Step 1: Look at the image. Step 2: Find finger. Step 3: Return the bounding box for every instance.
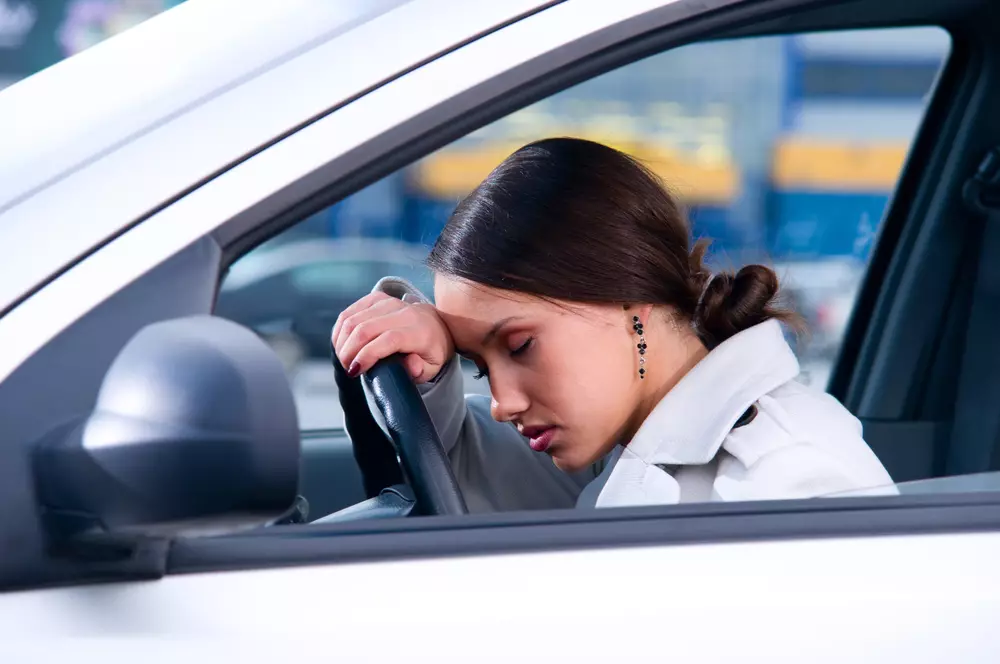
[339,306,422,371]
[350,325,429,377]
[331,292,394,353]
[332,291,395,353]
[333,296,406,363]
[335,298,409,367]
[403,353,425,381]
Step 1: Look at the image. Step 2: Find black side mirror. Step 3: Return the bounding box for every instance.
[32,315,300,540]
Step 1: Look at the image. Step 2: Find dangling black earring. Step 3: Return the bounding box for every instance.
[633,316,647,379]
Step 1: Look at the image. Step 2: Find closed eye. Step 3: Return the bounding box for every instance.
[471,338,532,380]
[511,337,533,356]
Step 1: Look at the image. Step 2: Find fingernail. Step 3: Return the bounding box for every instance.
[347,361,361,378]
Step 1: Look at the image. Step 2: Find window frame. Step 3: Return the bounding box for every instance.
[166,490,1000,577]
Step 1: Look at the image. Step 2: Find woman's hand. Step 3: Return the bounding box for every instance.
[332,292,455,383]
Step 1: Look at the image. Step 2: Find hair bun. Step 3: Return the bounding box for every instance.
[694,264,785,349]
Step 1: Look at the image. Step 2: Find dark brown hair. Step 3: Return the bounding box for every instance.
[427,137,797,349]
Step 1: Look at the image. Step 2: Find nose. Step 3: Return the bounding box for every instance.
[488,370,530,423]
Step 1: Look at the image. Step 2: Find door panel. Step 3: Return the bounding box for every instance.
[2,531,998,659]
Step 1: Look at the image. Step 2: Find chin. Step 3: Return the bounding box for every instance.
[550,438,613,474]
[549,452,588,474]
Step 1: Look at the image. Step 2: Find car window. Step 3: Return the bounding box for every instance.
[216,26,950,432]
[385,258,435,301]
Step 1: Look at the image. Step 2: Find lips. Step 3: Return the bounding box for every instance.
[521,425,557,453]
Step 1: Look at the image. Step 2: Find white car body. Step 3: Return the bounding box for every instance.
[1,0,998,660]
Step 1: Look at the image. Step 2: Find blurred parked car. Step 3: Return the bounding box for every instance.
[215,238,434,365]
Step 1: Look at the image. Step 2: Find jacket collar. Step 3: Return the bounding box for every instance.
[625,319,800,466]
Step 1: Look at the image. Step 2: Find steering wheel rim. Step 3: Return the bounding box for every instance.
[362,356,468,516]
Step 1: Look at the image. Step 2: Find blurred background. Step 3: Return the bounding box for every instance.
[2,1,950,429]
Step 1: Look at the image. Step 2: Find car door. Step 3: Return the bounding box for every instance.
[3,0,1000,659]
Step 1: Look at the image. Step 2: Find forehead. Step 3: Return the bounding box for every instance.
[433,275,538,319]
[432,275,621,345]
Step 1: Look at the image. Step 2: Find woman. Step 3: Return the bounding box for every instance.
[332,137,893,512]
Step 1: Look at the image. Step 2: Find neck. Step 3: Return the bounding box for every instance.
[621,330,708,445]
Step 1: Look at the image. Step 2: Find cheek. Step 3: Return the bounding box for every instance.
[570,350,634,423]
[533,325,633,417]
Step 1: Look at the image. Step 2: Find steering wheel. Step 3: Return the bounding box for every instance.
[346,356,467,516]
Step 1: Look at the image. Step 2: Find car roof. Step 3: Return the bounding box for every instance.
[0,0,552,318]
[0,0,408,213]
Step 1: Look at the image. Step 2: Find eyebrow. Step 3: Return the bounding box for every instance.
[454,316,526,357]
[483,315,525,346]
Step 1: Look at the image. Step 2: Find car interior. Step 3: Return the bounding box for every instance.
[5,0,1000,590]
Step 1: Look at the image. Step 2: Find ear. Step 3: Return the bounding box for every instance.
[622,304,655,332]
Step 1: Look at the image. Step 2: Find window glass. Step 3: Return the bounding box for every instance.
[216,26,951,431]
[289,261,373,296]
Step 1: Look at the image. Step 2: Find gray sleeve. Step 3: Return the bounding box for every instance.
[447,395,597,513]
[413,324,594,512]
[415,354,468,456]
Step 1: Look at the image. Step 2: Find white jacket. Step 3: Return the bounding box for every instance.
[378,278,895,512]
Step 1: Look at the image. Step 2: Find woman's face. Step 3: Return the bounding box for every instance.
[434,276,653,472]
